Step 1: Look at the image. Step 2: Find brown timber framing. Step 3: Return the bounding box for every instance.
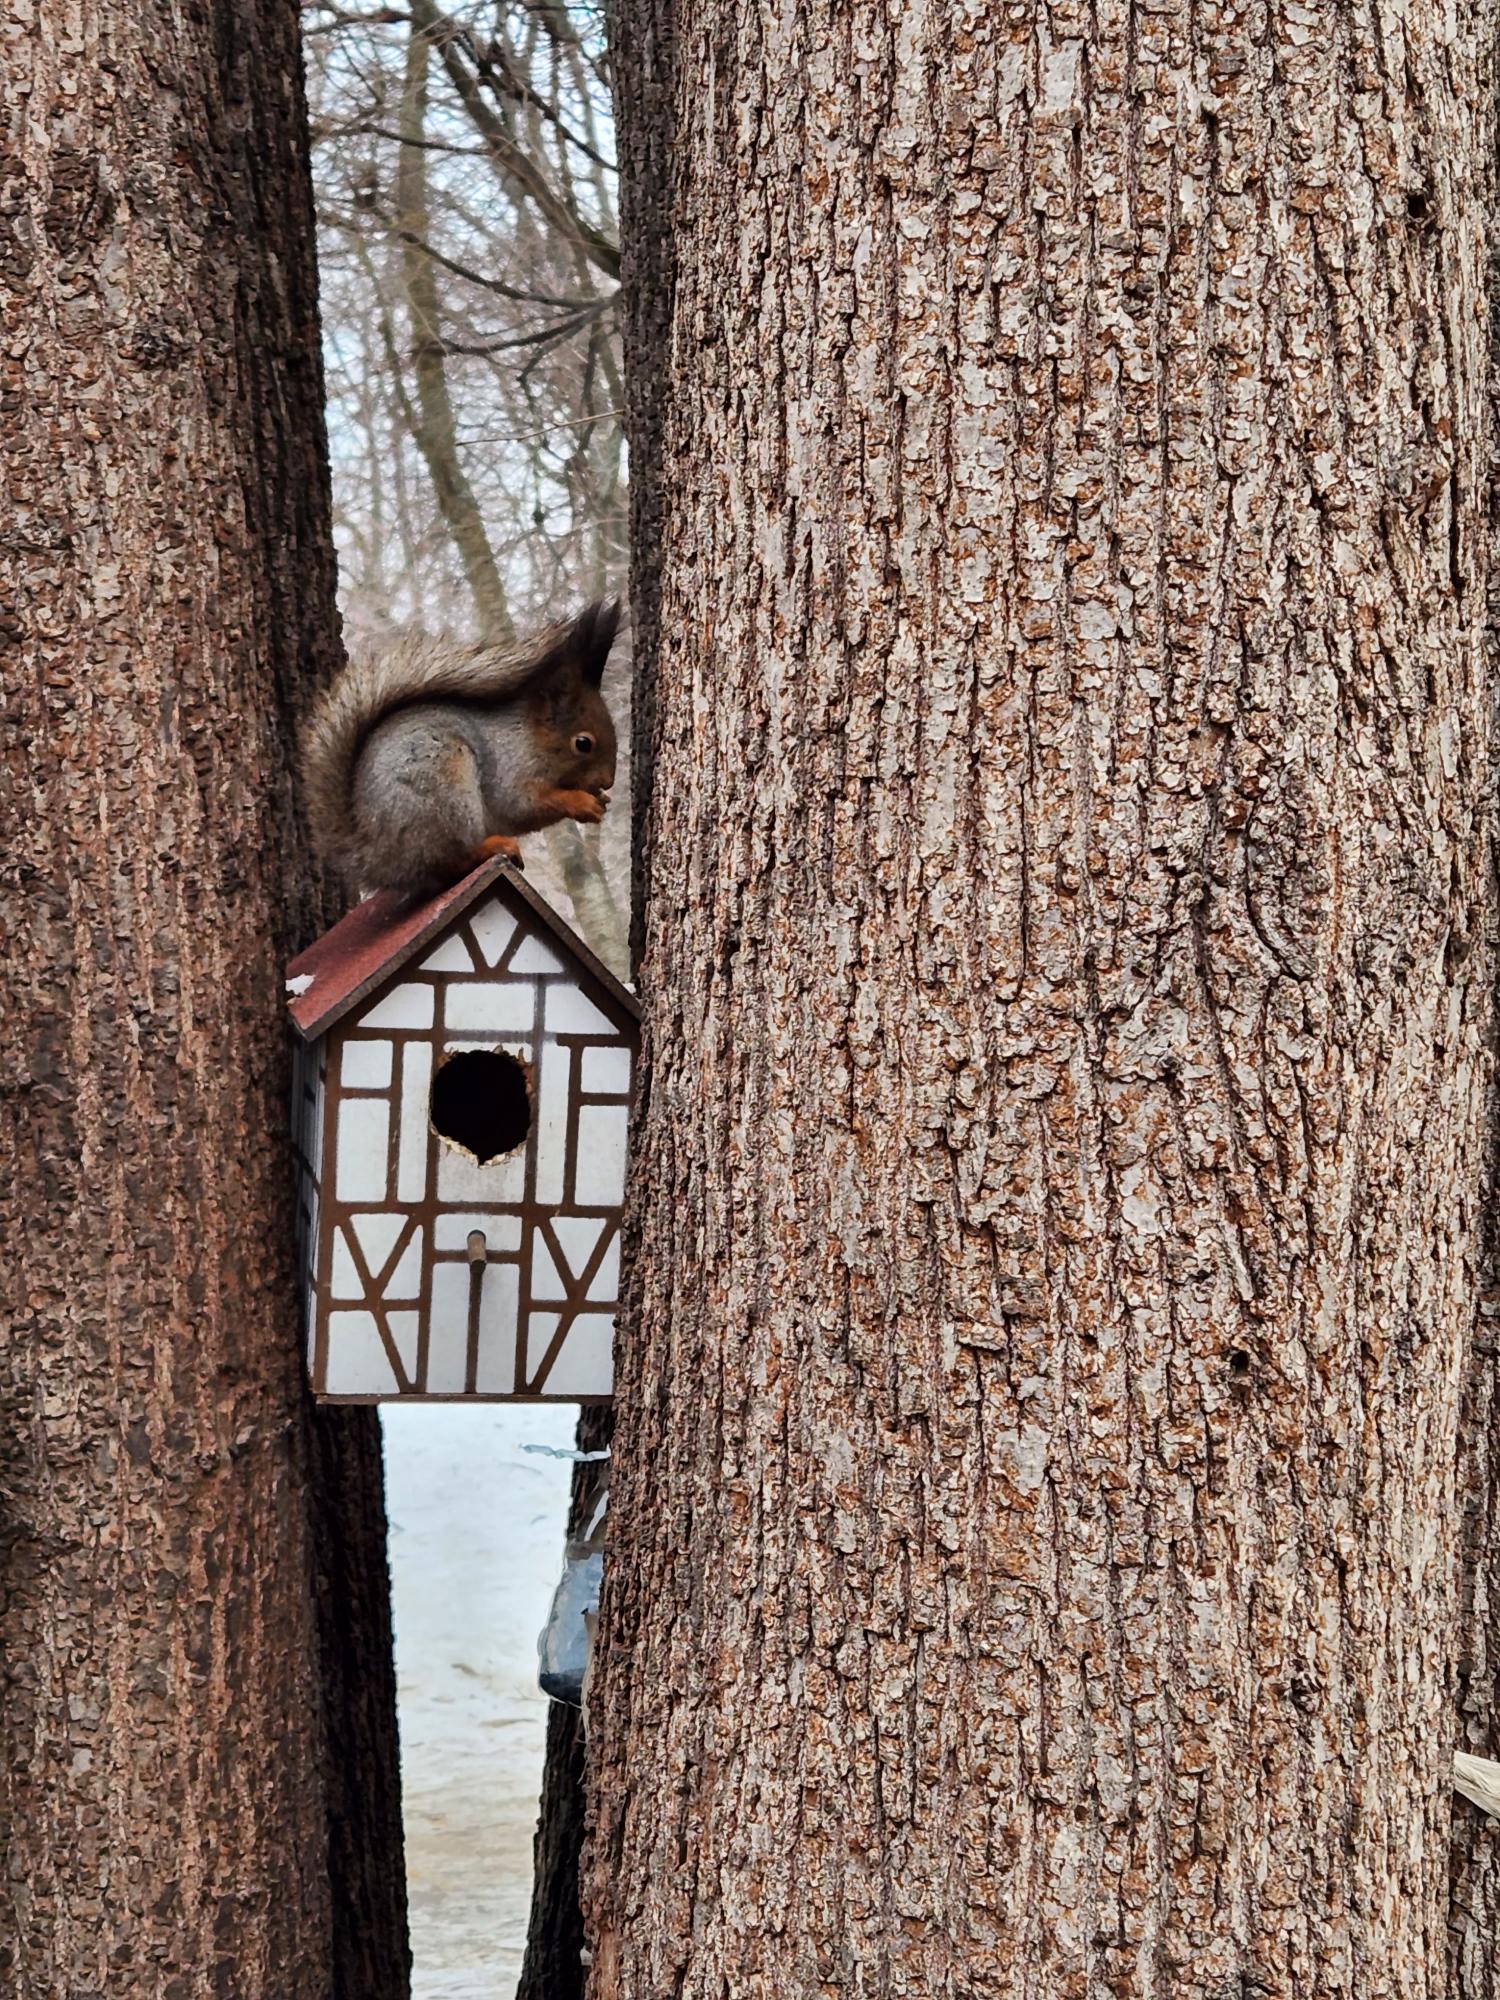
[310,1010,631,1406]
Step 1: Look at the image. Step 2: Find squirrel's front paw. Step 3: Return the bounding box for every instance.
[538,787,607,825]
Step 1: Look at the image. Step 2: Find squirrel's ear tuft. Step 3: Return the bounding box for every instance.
[572,597,622,687]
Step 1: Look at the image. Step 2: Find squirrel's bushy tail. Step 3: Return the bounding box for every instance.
[301,598,620,880]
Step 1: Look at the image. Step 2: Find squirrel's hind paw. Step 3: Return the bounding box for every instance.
[477,834,524,868]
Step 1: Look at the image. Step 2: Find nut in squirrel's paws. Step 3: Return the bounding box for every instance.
[477,834,524,868]
[539,786,608,825]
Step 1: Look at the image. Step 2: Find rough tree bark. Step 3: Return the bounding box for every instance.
[591,4,1495,1995]
[0,6,408,1995]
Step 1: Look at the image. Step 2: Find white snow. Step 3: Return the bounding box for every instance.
[383,1402,579,1997]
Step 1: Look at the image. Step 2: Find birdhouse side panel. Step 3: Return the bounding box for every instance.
[520,979,629,1399]
[312,1009,429,1398]
[306,888,634,1401]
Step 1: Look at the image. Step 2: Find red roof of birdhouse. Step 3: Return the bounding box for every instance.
[286,855,638,1042]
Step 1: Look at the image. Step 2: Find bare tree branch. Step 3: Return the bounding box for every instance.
[304,4,413,30]
[430,306,603,355]
[464,28,613,171]
[395,226,606,310]
[430,15,621,280]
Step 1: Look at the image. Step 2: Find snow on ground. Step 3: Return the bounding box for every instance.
[383,1403,579,1999]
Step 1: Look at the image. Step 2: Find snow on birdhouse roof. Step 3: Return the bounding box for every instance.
[286,854,638,1042]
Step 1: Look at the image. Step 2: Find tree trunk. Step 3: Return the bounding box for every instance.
[0,7,408,1995]
[306,1413,411,1998]
[1451,1249,1500,1989]
[519,1702,591,2000]
[517,1403,612,2000]
[590,6,1494,1995]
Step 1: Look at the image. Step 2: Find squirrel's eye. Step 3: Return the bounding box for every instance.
[573,733,595,755]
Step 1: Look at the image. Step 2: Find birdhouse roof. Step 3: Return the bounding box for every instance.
[286,855,638,1042]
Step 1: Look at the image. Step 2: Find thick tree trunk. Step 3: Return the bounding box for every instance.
[592,5,1494,1995]
[0,7,407,1995]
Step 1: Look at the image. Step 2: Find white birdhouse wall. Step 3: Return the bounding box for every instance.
[302,887,633,1401]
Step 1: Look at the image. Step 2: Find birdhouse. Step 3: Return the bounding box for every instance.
[286,855,637,1402]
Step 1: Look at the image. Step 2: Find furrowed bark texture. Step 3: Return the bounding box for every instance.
[0,6,408,1994]
[306,1410,411,1998]
[592,4,1494,1994]
[519,1700,591,2000]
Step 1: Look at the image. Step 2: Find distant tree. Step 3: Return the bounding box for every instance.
[591,4,1498,1994]
[0,7,406,1994]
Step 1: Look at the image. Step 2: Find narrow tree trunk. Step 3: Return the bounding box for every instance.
[517,1404,612,2000]
[1451,1252,1500,1989]
[519,1704,590,2000]
[0,7,407,1994]
[307,1414,411,1997]
[591,6,1494,1995]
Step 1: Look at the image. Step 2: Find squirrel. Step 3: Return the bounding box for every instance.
[301,598,620,897]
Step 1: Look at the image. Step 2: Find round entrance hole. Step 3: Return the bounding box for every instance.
[430,1048,531,1163]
